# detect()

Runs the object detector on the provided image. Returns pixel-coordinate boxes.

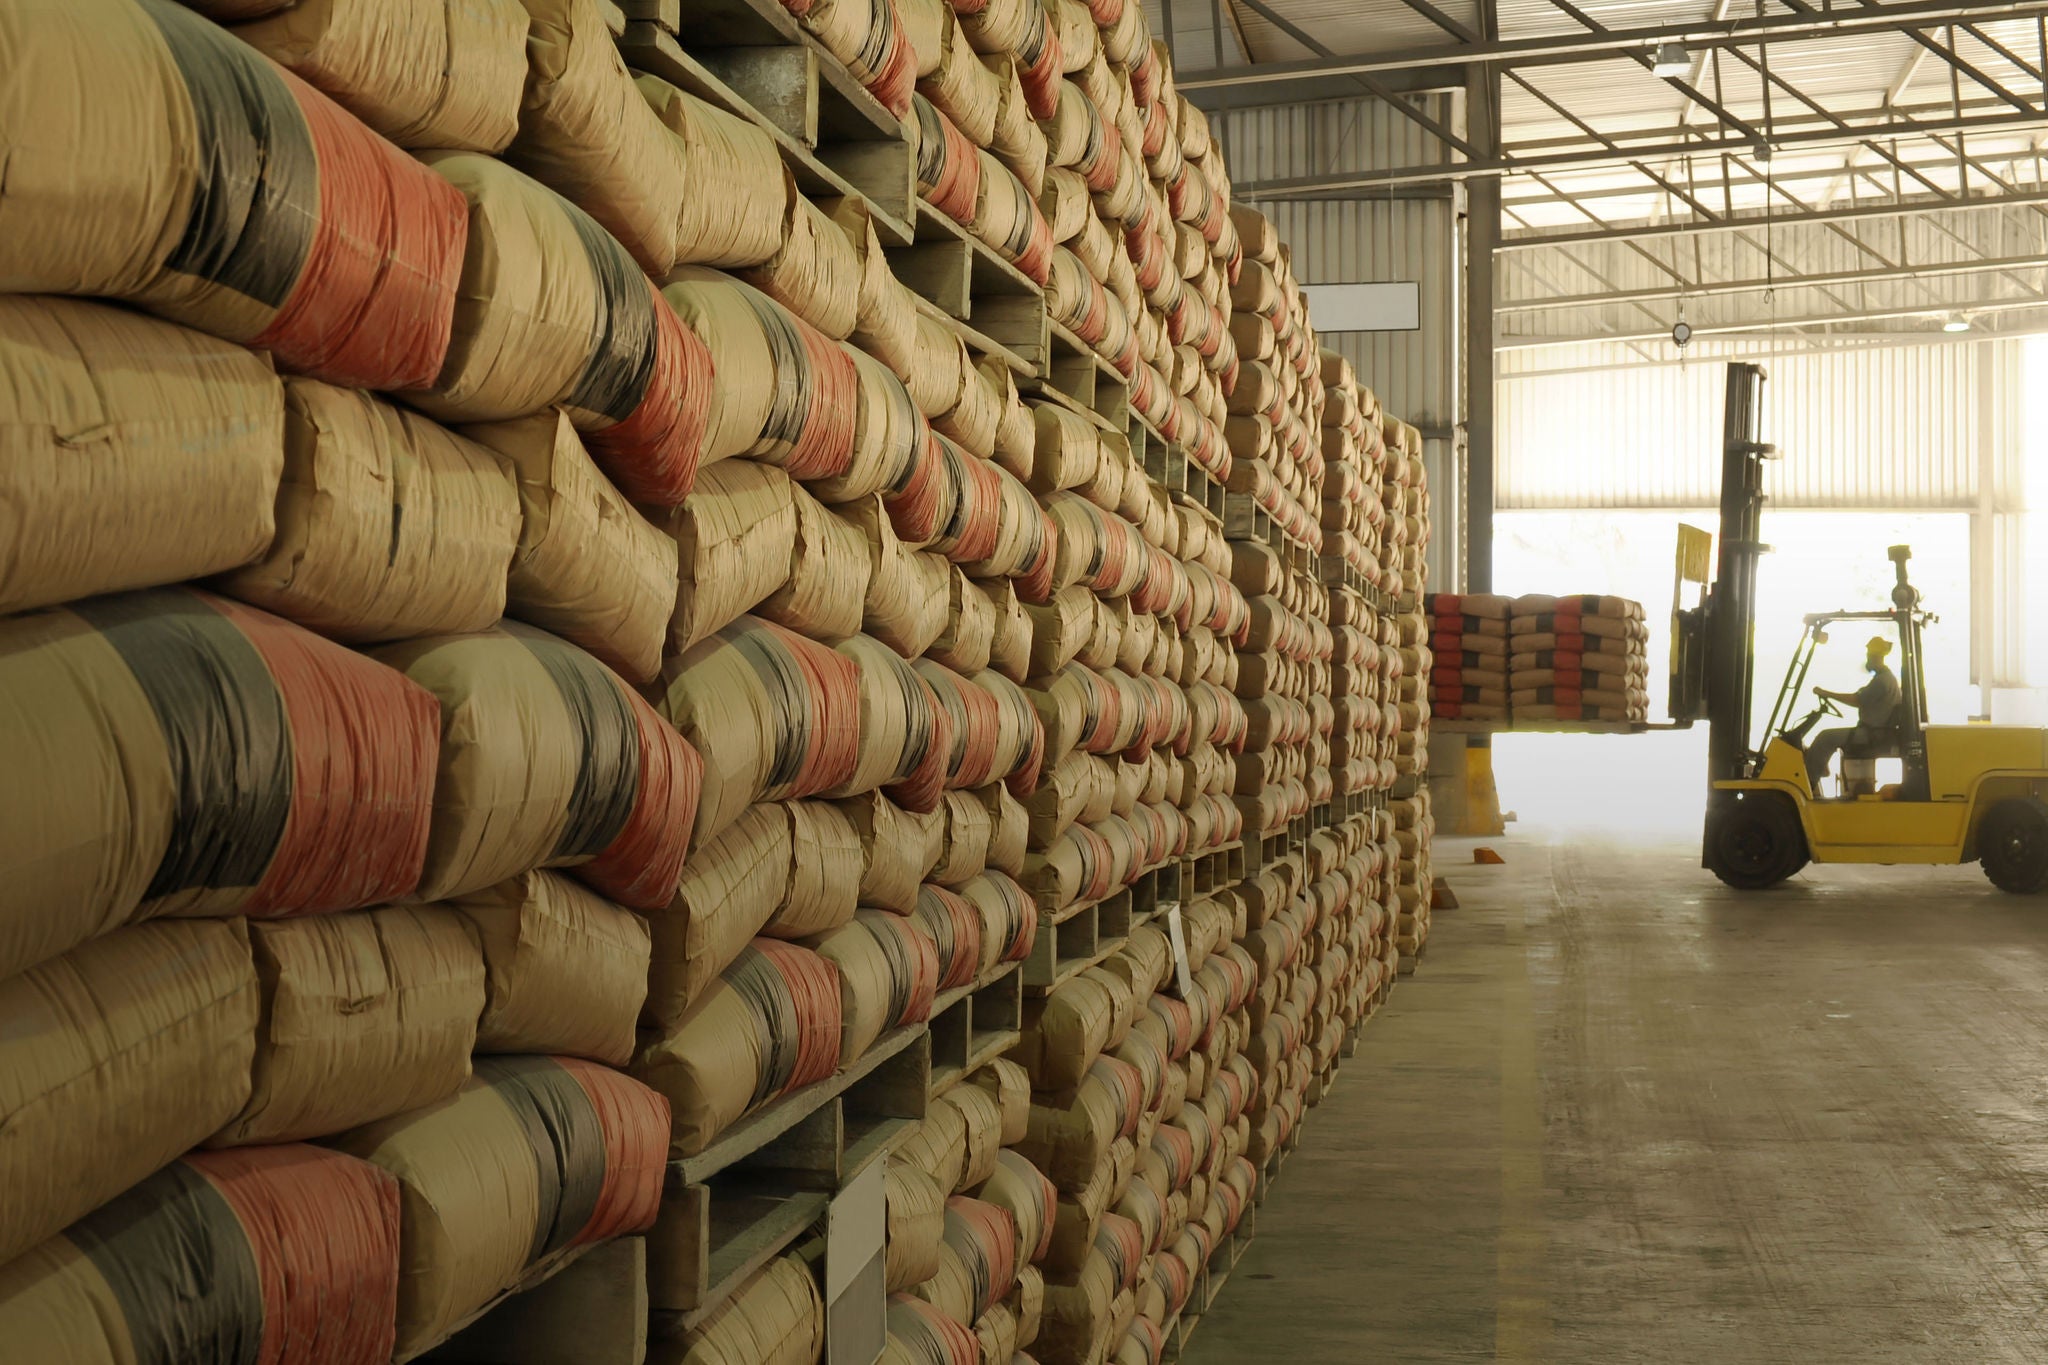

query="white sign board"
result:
[1299,281,1422,333]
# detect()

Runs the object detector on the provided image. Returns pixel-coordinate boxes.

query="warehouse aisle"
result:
[1184,836,2048,1364]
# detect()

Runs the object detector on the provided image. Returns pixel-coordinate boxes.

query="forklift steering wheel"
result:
[1814,695,1843,719]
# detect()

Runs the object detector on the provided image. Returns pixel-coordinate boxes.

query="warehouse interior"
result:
[5,0,2048,1363]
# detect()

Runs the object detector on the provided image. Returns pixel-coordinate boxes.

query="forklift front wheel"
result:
[1708,793,1809,891]
[1979,798,2048,895]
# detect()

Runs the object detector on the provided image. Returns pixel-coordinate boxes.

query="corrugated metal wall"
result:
[1215,99,1462,432]
[1497,338,2017,510]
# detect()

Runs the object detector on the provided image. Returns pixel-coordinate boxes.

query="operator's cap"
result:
[1866,635,1893,656]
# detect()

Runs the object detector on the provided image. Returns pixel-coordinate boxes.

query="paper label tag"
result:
[1163,901,1194,999]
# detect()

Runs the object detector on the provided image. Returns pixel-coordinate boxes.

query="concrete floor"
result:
[1183,836,2048,1364]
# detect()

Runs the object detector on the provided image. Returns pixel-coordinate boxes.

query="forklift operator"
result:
[1805,636,1901,790]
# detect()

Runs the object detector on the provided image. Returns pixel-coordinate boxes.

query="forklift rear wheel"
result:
[1980,798,2048,895]
[1708,793,1809,890]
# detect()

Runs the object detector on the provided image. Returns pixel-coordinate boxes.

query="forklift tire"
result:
[1979,798,2048,895]
[1707,793,1809,891]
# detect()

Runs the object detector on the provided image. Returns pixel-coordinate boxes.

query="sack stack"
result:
[1426,594,1512,723]
[0,2,705,1356]
[1,0,1441,1359]
[1509,594,1652,723]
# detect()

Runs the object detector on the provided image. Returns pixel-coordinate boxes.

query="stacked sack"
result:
[0,2,703,1357]
[996,891,1261,1365]
[1425,594,1512,723]
[1508,594,1651,723]
[1320,350,1398,801]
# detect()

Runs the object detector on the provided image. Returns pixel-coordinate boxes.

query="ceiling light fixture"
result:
[1942,314,1972,333]
[1650,42,1691,77]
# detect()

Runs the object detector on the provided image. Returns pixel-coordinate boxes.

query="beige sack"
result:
[886,1159,947,1291]
[508,0,692,273]
[0,920,258,1268]
[0,296,284,617]
[213,907,484,1147]
[228,0,528,151]
[644,802,860,1031]
[452,869,651,1065]
[660,1254,824,1364]
[221,378,518,642]
[468,410,678,684]
[637,74,790,269]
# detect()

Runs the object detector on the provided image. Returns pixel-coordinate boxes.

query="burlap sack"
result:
[219,379,516,642]
[330,1056,667,1356]
[0,0,465,391]
[0,591,441,981]
[831,200,920,379]
[959,868,1036,971]
[855,500,952,657]
[839,792,945,910]
[982,577,1033,681]
[1015,972,1118,1091]
[632,74,790,265]
[507,0,689,271]
[410,151,711,504]
[983,783,1030,878]
[452,869,650,1065]
[971,1058,1033,1151]
[634,939,842,1156]
[0,1143,401,1365]
[209,908,482,1147]
[817,347,928,503]
[830,636,947,810]
[969,150,1052,283]
[807,910,939,1063]
[917,6,1000,144]
[883,1293,980,1364]
[462,410,678,682]
[0,920,259,1268]
[645,801,862,1031]
[226,0,528,151]
[0,297,284,617]
[662,267,859,478]
[653,616,863,844]
[796,0,915,117]
[662,1254,824,1364]
[740,178,860,339]
[374,622,701,907]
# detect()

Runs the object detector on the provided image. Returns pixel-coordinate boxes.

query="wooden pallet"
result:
[1221,489,1315,563]
[1142,432,1228,521]
[1186,841,1244,898]
[646,1025,928,1329]
[1433,717,1649,736]
[426,1237,645,1365]
[1162,1205,1258,1361]
[617,2,915,245]
[892,201,1049,377]
[1033,317,1131,432]
[1024,885,1130,994]
[927,960,1024,1098]
[1239,827,1301,881]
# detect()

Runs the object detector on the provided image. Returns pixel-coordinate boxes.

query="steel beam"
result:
[1234,107,2048,192]
[1500,250,2048,311]
[1175,0,2048,89]
[1496,296,2048,348]
[1498,188,2048,251]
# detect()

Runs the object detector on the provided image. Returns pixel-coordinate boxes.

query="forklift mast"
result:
[1702,363,1776,785]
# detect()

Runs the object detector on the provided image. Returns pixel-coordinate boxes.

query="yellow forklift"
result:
[1671,363,2048,892]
